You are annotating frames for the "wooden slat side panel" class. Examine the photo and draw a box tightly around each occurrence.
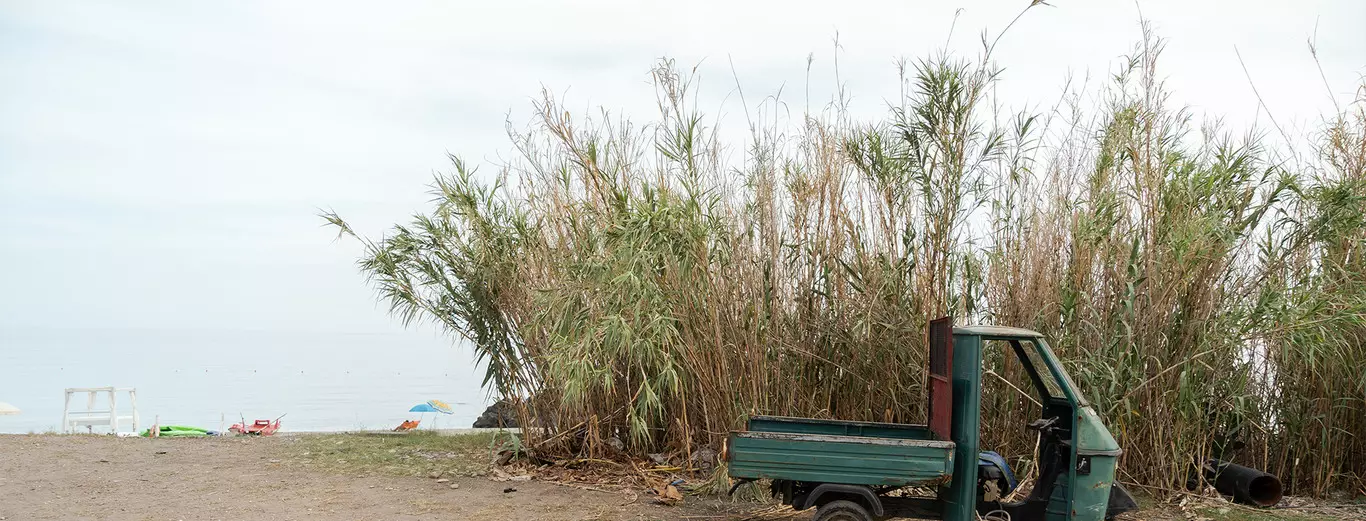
[928,316,954,442]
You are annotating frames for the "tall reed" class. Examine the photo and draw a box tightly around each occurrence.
[325,27,1366,495]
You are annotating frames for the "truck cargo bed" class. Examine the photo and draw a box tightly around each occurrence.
[727,416,956,487]
[747,415,938,440]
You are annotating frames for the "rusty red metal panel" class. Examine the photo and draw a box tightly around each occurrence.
[927,316,954,441]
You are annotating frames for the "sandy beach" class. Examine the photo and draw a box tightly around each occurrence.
[0,434,751,521]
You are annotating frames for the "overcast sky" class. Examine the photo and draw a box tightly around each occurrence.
[1,1,1362,334]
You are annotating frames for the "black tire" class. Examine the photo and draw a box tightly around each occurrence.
[813,499,873,521]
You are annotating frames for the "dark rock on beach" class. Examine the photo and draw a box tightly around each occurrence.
[472,399,518,428]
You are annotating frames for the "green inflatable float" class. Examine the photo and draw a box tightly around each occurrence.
[139,425,215,437]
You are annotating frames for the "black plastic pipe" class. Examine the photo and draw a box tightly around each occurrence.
[1203,458,1283,507]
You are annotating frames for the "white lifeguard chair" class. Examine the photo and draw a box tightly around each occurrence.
[62,387,139,434]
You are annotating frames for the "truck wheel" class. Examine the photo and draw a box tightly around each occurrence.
[814,499,873,521]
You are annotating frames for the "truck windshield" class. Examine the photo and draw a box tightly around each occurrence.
[1018,340,1065,399]
[1023,339,1090,406]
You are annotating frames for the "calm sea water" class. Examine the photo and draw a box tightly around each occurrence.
[0,327,491,434]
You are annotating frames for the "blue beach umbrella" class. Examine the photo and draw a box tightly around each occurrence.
[408,403,440,413]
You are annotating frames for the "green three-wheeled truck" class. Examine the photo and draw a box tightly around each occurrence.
[724,317,1138,521]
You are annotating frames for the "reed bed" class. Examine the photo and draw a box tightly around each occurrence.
[325,23,1365,496]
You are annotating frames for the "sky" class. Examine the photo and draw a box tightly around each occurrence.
[1,0,1362,335]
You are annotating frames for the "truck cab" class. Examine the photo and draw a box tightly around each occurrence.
[724,317,1137,521]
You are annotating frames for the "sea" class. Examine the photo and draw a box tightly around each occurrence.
[0,326,491,434]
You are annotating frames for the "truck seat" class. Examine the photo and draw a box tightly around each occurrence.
[977,451,1018,495]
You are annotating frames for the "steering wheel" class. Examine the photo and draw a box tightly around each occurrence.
[1027,416,1060,434]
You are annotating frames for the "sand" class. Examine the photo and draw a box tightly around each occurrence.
[0,434,754,521]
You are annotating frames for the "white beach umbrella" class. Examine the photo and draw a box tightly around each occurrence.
[0,401,20,415]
